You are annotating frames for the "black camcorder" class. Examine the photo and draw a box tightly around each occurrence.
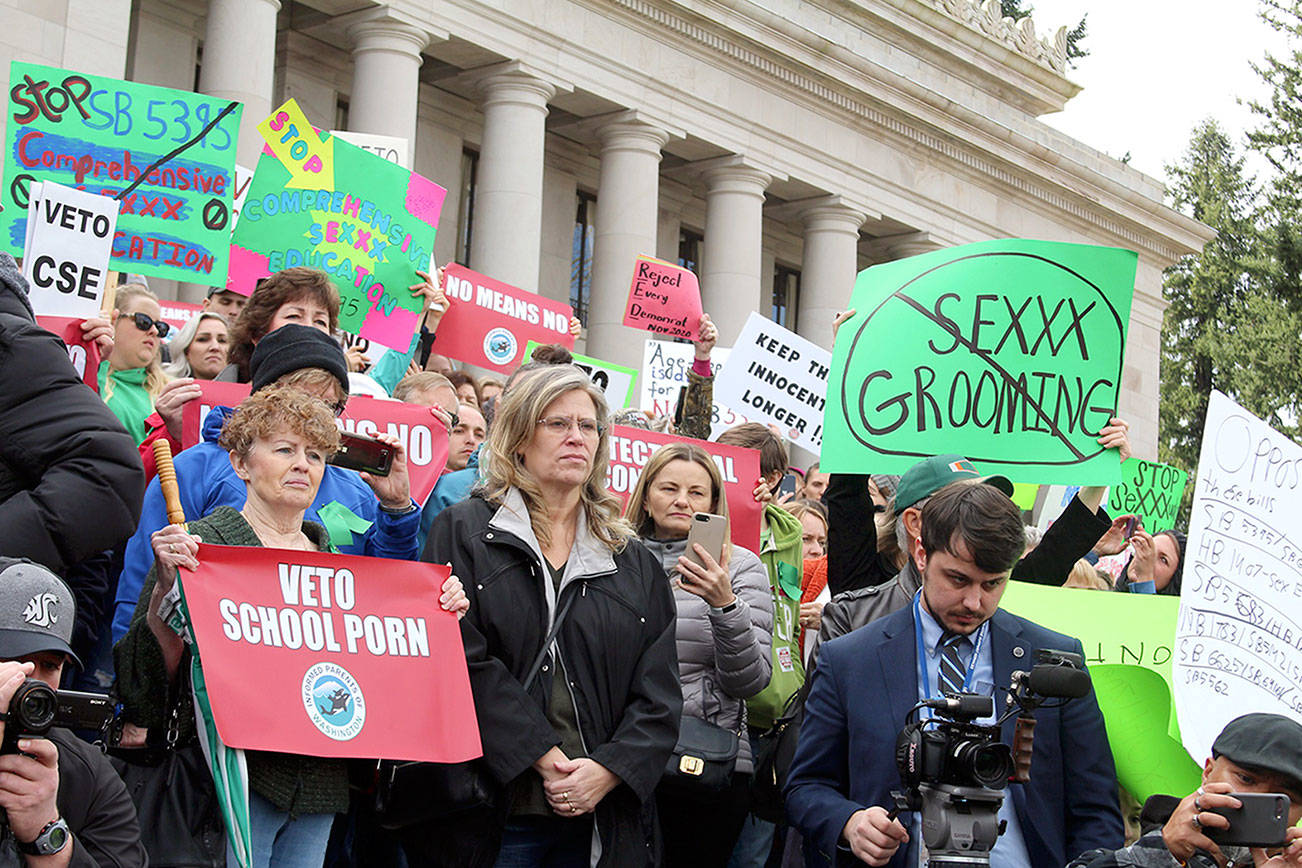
[890,649,1090,867]
[1,678,114,753]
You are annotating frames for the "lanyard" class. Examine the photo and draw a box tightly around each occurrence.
[913,590,987,711]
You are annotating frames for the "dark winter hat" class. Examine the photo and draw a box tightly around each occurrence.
[249,324,350,396]
[0,559,80,668]
[1212,712,1302,795]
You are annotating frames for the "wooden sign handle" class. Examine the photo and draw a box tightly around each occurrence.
[152,439,186,526]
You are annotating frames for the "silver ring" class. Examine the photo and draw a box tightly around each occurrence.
[1192,814,1202,831]
[1194,798,1202,812]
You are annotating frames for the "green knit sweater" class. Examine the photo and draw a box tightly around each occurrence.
[113,506,349,815]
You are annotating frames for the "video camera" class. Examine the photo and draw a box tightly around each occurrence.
[0,678,114,754]
[891,649,1090,867]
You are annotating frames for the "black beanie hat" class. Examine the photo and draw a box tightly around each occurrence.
[249,324,350,396]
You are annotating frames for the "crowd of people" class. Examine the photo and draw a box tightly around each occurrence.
[0,249,1298,868]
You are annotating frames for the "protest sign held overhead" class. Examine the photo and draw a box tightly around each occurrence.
[714,311,830,450]
[824,239,1136,484]
[525,340,636,408]
[607,425,762,552]
[1175,391,1302,762]
[640,339,750,439]
[230,99,445,352]
[180,544,480,762]
[1109,458,1188,533]
[622,255,703,340]
[436,263,575,373]
[2,62,243,286]
[21,181,118,318]
[181,380,450,505]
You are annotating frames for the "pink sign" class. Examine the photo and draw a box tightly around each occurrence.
[36,315,101,390]
[436,264,575,374]
[158,300,205,332]
[606,425,762,553]
[622,255,702,340]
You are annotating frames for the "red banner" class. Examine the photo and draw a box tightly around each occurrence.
[181,381,449,504]
[182,544,480,762]
[437,264,575,373]
[606,425,762,552]
[158,299,205,332]
[36,315,101,390]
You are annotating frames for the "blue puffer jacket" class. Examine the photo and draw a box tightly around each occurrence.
[110,405,420,643]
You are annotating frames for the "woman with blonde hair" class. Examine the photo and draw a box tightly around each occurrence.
[421,365,680,868]
[99,284,170,444]
[164,311,230,379]
[625,442,772,867]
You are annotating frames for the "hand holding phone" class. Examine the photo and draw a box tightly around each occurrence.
[1204,793,1290,848]
[328,431,395,477]
[677,513,734,609]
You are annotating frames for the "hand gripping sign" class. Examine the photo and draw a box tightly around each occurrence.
[823,239,1136,484]
[179,544,480,762]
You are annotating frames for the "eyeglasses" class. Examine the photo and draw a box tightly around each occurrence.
[120,312,171,338]
[536,415,604,439]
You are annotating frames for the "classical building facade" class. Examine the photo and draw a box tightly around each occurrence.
[3,0,1213,460]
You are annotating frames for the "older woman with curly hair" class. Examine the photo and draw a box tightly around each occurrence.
[115,385,467,868]
[421,366,681,868]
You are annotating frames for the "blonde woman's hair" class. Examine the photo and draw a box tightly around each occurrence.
[164,311,229,378]
[625,442,729,540]
[1064,558,1113,591]
[108,284,169,400]
[783,499,828,532]
[477,366,632,552]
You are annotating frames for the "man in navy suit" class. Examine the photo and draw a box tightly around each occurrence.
[785,481,1123,867]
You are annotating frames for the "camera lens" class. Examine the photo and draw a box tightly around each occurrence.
[13,679,57,734]
[959,740,1014,789]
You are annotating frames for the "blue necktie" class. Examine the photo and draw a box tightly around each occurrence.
[938,633,969,696]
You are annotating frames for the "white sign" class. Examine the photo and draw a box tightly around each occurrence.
[713,312,831,449]
[329,131,411,169]
[640,339,750,439]
[229,164,254,231]
[1174,390,1302,762]
[21,181,119,319]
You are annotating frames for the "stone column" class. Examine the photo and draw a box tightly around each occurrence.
[882,231,940,262]
[797,200,866,350]
[468,67,556,290]
[199,0,281,168]
[700,160,772,345]
[585,118,671,370]
[346,18,429,145]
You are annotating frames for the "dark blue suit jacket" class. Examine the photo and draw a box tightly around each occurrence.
[785,604,1123,867]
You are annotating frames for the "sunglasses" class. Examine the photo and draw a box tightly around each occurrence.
[120,312,171,338]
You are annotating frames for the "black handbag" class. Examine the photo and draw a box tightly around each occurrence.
[749,686,805,822]
[661,715,740,795]
[109,674,225,868]
[373,593,578,829]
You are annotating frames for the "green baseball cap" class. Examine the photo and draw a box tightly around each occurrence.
[892,454,1014,512]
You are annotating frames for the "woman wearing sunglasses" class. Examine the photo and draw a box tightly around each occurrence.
[98,284,170,445]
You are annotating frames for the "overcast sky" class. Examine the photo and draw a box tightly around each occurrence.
[1028,0,1290,185]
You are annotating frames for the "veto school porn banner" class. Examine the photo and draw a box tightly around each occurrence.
[180,544,480,762]
[230,99,445,353]
[2,62,243,286]
[823,239,1136,484]
[436,264,575,373]
[35,315,100,389]
[181,381,450,504]
[606,425,762,552]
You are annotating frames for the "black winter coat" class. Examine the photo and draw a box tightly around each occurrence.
[425,492,682,867]
[0,253,144,572]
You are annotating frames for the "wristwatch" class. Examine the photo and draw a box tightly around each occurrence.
[16,818,70,856]
[379,500,418,515]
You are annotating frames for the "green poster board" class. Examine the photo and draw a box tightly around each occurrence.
[525,340,638,408]
[823,239,1136,484]
[3,62,242,286]
[1000,582,1201,801]
[229,101,443,352]
[1109,457,1188,532]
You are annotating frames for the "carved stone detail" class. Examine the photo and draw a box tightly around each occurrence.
[934,0,1068,72]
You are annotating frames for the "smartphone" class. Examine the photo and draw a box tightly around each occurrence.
[328,432,394,476]
[778,472,799,499]
[1121,515,1140,538]
[685,512,728,571]
[1205,793,1290,848]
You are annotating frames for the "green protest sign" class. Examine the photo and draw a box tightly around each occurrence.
[524,341,638,408]
[1000,582,1201,801]
[3,62,243,286]
[823,239,1136,484]
[229,100,444,352]
[1109,457,1187,532]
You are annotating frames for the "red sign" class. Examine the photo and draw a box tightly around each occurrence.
[181,381,449,504]
[622,255,702,340]
[437,264,575,373]
[181,544,480,762]
[606,425,762,552]
[158,299,205,332]
[36,315,101,389]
